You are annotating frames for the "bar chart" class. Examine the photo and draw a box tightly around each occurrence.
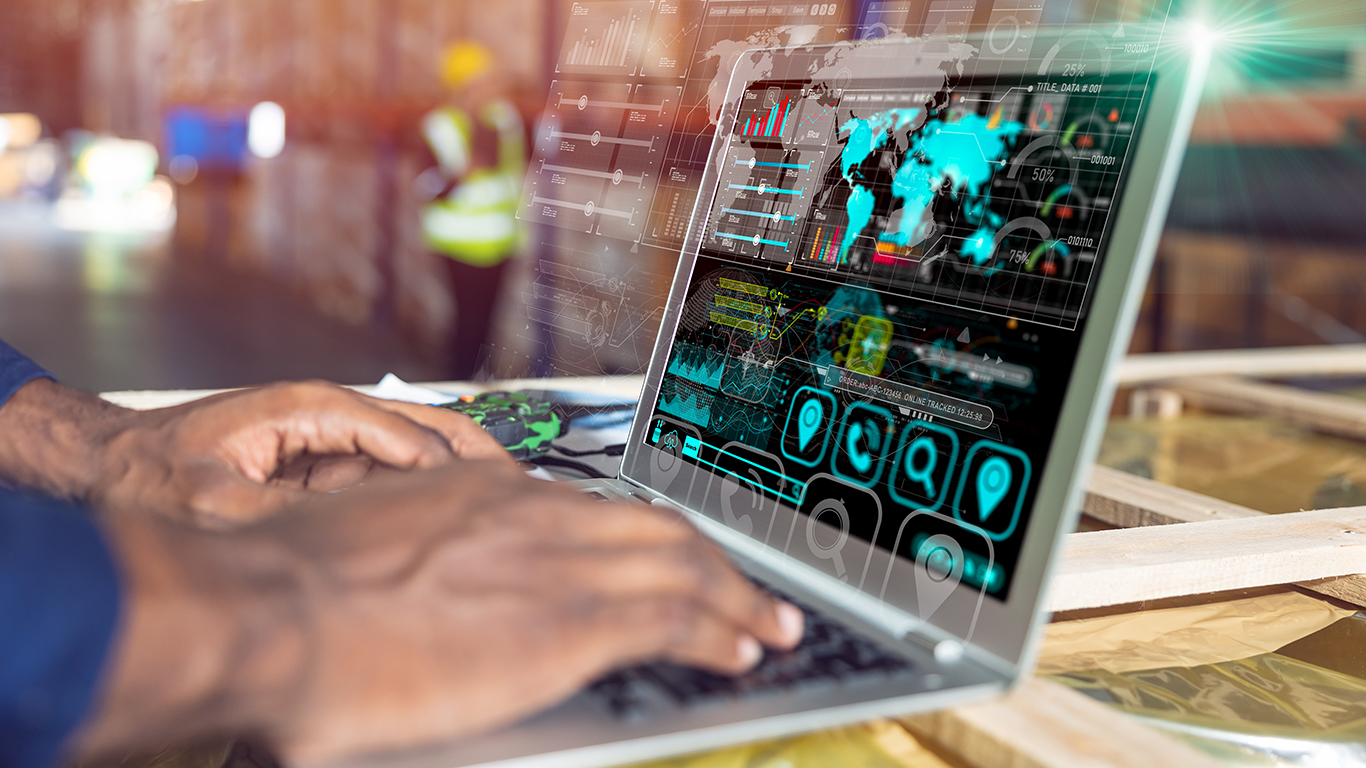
[741,94,795,139]
[556,1,654,75]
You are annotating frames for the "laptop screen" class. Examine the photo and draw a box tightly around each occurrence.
[641,57,1154,601]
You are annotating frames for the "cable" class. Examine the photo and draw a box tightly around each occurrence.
[527,455,613,479]
[551,443,627,458]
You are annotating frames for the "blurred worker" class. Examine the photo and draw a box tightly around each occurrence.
[420,42,528,380]
[0,337,804,767]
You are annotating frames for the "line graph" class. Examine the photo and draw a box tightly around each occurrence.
[798,104,836,129]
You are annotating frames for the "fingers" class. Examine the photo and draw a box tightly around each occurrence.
[215,383,456,485]
[502,487,804,653]
[547,542,804,652]
[273,455,379,493]
[601,597,768,675]
[181,465,311,529]
[367,399,516,464]
[289,385,460,472]
[538,494,698,546]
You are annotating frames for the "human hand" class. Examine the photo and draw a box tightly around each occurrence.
[93,381,514,527]
[78,461,805,765]
[0,378,512,529]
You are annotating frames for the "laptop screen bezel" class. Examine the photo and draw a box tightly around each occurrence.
[618,28,1208,674]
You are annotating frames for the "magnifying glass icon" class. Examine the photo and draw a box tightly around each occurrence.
[905,436,938,498]
[806,499,849,579]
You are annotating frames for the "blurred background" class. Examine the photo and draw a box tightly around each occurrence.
[0,0,1362,393]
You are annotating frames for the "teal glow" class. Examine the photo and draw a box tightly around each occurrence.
[887,113,1024,248]
[841,184,876,260]
[839,108,922,178]
[961,226,996,265]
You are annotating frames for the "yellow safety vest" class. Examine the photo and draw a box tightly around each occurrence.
[420,100,526,267]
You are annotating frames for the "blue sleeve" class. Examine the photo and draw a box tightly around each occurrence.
[0,340,54,409]
[0,490,122,768]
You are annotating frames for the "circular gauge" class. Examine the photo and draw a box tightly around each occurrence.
[1038,184,1092,224]
[1061,113,1112,154]
[1024,239,1073,277]
[834,68,854,94]
[861,21,892,40]
[1019,147,1075,201]
[988,15,1021,55]
[1027,100,1057,132]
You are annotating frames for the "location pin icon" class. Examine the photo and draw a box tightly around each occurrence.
[914,533,964,623]
[976,456,1012,522]
[797,398,824,452]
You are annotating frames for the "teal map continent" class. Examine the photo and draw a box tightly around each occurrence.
[834,110,1024,265]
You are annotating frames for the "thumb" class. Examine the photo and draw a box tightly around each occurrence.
[183,467,312,529]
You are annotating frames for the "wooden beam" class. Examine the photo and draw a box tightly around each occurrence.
[1116,345,1366,385]
[903,678,1227,768]
[1298,575,1366,608]
[1085,467,1366,607]
[1050,506,1366,612]
[1084,466,1262,526]
[1165,376,1366,442]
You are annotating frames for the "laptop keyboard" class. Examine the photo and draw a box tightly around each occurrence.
[584,584,915,721]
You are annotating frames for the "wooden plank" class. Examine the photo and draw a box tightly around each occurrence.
[1166,376,1366,442]
[1084,466,1263,526]
[1116,345,1366,385]
[903,678,1227,768]
[1085,467,1366,607]
[1050,506,1366,612]
[1298,574,1366,607]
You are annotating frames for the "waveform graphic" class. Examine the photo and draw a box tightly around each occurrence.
[806,224,845,265]
[710,399,774,445]
[720,353,788,407]
[658,379,713,428]
[667,343,726,389]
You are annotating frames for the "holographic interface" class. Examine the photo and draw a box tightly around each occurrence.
[645,62,1154,600]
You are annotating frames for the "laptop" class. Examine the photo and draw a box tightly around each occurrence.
[353,24,1209,768]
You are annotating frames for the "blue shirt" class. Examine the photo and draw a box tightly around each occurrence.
[0,340,122,768]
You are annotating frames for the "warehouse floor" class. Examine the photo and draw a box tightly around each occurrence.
[0,201,445,393]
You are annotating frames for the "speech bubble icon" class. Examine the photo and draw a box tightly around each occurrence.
[914,533,964,622]
[798,398,824,452]
[976,456,1012,522]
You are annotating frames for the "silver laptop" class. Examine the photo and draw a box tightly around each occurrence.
[354,24,1209,768]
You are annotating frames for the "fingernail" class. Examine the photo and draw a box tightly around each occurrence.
[737,635,763,667]
[776,602,805,644]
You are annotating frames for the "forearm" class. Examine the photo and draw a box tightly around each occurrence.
[0,379,137,502]
[72,512,314,758]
